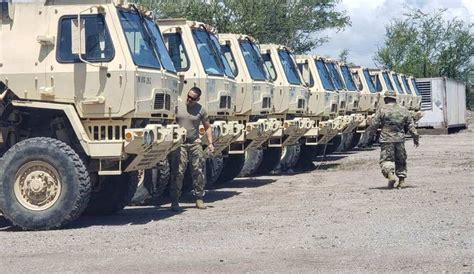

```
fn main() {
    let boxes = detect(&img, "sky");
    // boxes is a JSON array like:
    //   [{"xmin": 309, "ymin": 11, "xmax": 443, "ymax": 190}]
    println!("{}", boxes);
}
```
[{"xmin": 310, "ymin": 0, "xmax": 474, "ymax": 68}]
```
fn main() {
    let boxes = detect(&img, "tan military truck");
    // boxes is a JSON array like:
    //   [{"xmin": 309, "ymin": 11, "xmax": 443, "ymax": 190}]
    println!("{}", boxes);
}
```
[
  {"xmin": 0, "ymin": 1, "xmax": 186, "ymax": 230},
  {"xmin": 350, "ymin": 66, "xmax": 383, "ymax": 146},
  {"xmin": 157, "ymin": 19, "xmax": 245, "ymax": 185},
  {"xmin": 295, "ymin": 55, "xmax": 344, "ymax": 159},
  {"xmin": 258, "ymin": 44, "xmax": 315, "ymax": 173},
  {"xmin": 407, "ymin": 75, "xmax": 423, "ymax": 121},
  {"xmin": 218, "ymin": 33, "xmax": 281, "ymax": 181}
]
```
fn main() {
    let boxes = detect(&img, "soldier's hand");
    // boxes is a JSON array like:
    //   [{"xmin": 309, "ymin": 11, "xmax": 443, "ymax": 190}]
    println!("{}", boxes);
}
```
[
  {"xmin": 413, "ymin": 135, "xmax": 420, "ymax": 148},
  {"xmin": 208, "ymin": 143, "xmax": 215, "ymax": 153}
]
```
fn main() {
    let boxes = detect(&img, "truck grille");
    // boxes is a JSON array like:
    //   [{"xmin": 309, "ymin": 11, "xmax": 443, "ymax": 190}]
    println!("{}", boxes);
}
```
[
  {"xmin": 297, "ymin": 99, "xmax": 306, "ymax": 109},
  {"xmin": 262, "ymin": 97, "xmax": 271, "ymax": 109},
  {"xmin": 154, "ymin": 93, "xmax": 171, "ymax": 110},
  {"xmin": 219, "ymin": 96, "xmax": 232, "ymax": 109}
]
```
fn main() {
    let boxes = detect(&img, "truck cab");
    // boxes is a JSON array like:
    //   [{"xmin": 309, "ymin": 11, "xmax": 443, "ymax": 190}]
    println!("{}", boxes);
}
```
[
  {"xmin": 259, "ymin": 44, "xmax": 314, "ymax": 147},
  {"xmin": 0, "ymin": 0, "xmax": 186, "ymax": 230},
  {"xmin": 158, "ymin": 19, "xmax": 244, "ymax": 157}
]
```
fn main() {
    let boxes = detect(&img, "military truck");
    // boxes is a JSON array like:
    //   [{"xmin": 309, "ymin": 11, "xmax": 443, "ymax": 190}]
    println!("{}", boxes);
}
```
[
  {"xmin": 218, "ymin": 33, "xmax": 281, "ymax": 180},
  {"xmin": 350, "ymin": 66, "xmax": 383, "ymax": 146},
  {"xmin": 407, "ymin": 75, "xmax": 423, "ymax": 122},
  {"xmin": 157, "ymin": 19, "xmax": 245, "ymax": 185},
  {"xmin": 0, "ymin": 1, "xmax": 186, "ymax": 230},
  {"xmin": 258, "ymin": 44, "xmax": 315, "ymax": 173}
]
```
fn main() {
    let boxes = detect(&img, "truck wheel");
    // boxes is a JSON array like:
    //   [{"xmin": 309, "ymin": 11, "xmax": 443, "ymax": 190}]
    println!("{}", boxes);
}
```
[
  {"xmin": 239, "ymin": 149, "xmax": 264, "ymax": 177},
  {"xmin": 348, "ymin": 132, "xmax": 362, "ymax": 150},
  {"xmin": 295, "ymin": 144, "xmax": 318, "ymax": 170},
  {"xmin": 213, "ymin": 154, "xmax": 246, "ymax": 185},
  {"xmin": 84, "ymin": 171, "xmax": 138, "ymax": 215},
  {"xmin": 130, "ymin": 160, "xmax": 170, "ymax": 205},
  {"xmin": 252, "ymin": 147, "xmax": 282, "ymax": 175},
  {"xmin": 205, "ymin": 156, "xmax": 224, "ymax": 187},
  {"xmin": 324, "ymin": 135, "xmax": 342, "ymax": 154},
  {"xmin": 279, "ymin": 144, "xmax": 301, "ymax": 172},
  {"xmin": 338, "ymin": 132, "xmax": 354, "ymax": 152},
  {"xmin": 0, "ymin": 137, "xmax": 91, "ymax": 230}
]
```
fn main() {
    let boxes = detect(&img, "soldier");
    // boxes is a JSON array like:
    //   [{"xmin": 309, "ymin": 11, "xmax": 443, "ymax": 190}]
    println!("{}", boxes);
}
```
[
  {"xmin": 369, "ymin": 90, "xmax": 420, "ymax": 188},
  {"xmin": 169, "ymin": 87, "xmax": 214, "ymax": 211}
]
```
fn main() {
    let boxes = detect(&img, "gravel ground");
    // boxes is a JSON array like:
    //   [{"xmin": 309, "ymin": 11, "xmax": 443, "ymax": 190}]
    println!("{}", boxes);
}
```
[{"xmin": 1, "ymin": 126, "xmax": 473, "ymax": 272}]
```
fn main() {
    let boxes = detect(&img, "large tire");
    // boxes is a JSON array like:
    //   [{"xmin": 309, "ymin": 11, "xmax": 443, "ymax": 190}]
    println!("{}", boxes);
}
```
[
  {"xmin": 295, "ymin": 144, "xmax": 319, "ymax": 170},
  {"xmin": 324, "ymin": 135, "xmax": 342, "ymax": 154},
  {"xmin": 239, "ymin": 149, "xmax": 264, "ymax": 177},
  {"xmin": 213, "ymin": 154, "xmax": 246, "ymax": 185},
  {"xmin": 278, "ymin": 144, "xmax": 301, "ymax": 172},
  {"xmin": 348, "ymin": 132, "xmax": 362, "ymax": 150},
  {"xmin": 0, "ymin": 137, "xmax": 91, "ymax": 230},
  {"xmin": 205, "ymin": 156, "xmax": 224, "ymax": 187},
  {"xmin": 130, "ymin": 160, "xmax": 170, "ymax": 205},
  {"xmin": 252, "ymin": 147, "xmax": 282, "ymax": 175},
  {"xmin": 84, "ymin": 171, "xmax": 138, "ymax": 215},
  {"xmin": 337, "ymin": 132, "xmax": 354, "ymax": 152}
]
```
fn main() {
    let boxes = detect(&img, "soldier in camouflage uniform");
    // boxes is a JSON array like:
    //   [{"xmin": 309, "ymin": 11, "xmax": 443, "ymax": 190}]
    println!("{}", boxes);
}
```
[
  {"xmin": 169, "ymin": 87, "xmax": 214, "ymax": 211},
  {"xmin": 368, "ymin": 91, "xmax": 420, "ymax": 188}
]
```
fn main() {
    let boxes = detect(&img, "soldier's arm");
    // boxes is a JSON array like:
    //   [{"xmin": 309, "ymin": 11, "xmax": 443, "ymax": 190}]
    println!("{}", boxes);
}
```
[
  {"xmin": 201, "ymin": 109, "xmax": 214, "ymax": 152},
  {"xmin": 367, "ymin": 108, "xmax": 382, "ymax": 133},
  {"xmin": 406, "ymin": 112, "xmax": 420, "ymax": 147}
]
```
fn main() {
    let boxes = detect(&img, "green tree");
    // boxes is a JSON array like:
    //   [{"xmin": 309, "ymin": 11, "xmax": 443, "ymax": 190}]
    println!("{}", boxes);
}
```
[
  {"xmin": 137, "ymin": 0, "xmax": 350, "ymax": 53},
  {"xmin": 375, "ymin": 9, "xmax": 473, "ymax": 83},
  {"xmin": 337, "ymin": 48, "xmax": 355, "ymax": 66}
]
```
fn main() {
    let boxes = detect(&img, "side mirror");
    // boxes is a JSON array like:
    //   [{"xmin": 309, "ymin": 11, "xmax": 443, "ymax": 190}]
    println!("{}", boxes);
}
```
[{"xmin": 71, "ymin": 17, "xmax": 86, "ymax": 56}]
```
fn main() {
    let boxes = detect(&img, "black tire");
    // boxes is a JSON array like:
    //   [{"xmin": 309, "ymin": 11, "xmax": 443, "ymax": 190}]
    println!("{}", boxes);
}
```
[
  {"xmin": 0, "ymin": 137, "xmax": 91, "ymax": 230},
  {"xmin": 324, "ymin": 135, "xmax": 342, "ymax": 154},
  {"xmin": 213, "ymin": 154, "xmax": 246, "ymax": 185},
  {"xmin": 239, "ymin": 149, "xmax": 264, "ymax": 177},
  {"xmin": 252, "ymin": 147, "xmax": 282, "ymax": 175},
  {"xmin": 130, "ymin": 160, "xmax": 170, "ymax": 205},
  {"xmin": 279, "ymin": 144, "xmax": 301, "ymax": 172},
  {"xmin": 84, "ymin": 171, "xmax": 138, "ymax": 215},
  {"xmin": 348, "ymin": 132, "xmax": 362, "ymax": 150},
  {"xmin": 205, "ymin": 156, "xmax": 224, "ymax": 187},
  {"xmin": 295, "ymin": 144, "xmax": 318, "ymax": 170}
]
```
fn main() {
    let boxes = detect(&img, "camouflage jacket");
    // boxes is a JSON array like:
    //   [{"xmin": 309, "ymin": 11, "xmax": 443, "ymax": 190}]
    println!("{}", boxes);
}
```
[{"xmin": 369, "ymin": 102, "xmax": 419, "ymax": 143}]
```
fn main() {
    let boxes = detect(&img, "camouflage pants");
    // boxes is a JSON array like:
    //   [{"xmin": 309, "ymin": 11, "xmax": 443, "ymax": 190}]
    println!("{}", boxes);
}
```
[
  {"xmin": 379, "ymin": 142, "xmax": 407, "ymax": 179},
  {"xmin": 169, "ymin": 143, "xmax": 206, "ymax": 199}
]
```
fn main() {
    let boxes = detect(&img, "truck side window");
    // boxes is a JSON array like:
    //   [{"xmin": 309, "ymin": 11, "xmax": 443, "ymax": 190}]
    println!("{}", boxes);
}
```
[
  {"xmin": 297, "ymin": 63, "xmax": 314, "ymax": 87},
  {"xmin": 163, "ymin": 33, "xmax": 189, "ymax": 71},
  {"xmin": 57, "ymin": 14, "xmax": 115, "ymax": 63},
  {"xmin": 261, "ymin": 53, "xmax": 277, "ymax": 81},
  {"xmin": 221, "ymin": 44, "xmax": 238, "ymax": 77}
]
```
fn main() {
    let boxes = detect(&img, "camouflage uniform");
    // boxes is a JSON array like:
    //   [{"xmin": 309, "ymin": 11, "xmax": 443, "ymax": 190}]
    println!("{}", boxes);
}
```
[
  {"xmin": 169, "ymin": 101, "xmax": 209, "ymax": 200},
  {"xmin": 169, "ymin": 143, "xmax": 205, "ymax": 199},
  {"xmin": 369, "ymin": 100, "xmax": 419, "ymax": 180}
]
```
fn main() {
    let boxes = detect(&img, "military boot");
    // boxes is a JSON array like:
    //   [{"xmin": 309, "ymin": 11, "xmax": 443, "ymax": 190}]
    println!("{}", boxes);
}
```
[
  {"xmin": 195, "ymin": 199, "xmax": 207, "ymax": 209},
  {"xmin": 398, "ymin": 177, "xmax": 406, "ymax": 189},
  {"xmin": 387, "ymin": 172, "xmax": 397, "ymax": 189},
  {"xmin": 170, "ymin": 198, "xmax": 181, "ymax": 212}
]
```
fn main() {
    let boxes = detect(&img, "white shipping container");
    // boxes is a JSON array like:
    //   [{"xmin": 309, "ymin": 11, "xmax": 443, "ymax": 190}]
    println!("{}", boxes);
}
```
[{"xmin": 416, "ymin": 77, "xmax": 467, "ymax": 130}]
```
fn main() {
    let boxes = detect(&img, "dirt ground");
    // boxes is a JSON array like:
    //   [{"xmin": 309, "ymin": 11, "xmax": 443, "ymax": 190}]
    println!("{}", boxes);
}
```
[{"xmin": 1, "ymin": 125, "xmax": 473, "ymax": 272}]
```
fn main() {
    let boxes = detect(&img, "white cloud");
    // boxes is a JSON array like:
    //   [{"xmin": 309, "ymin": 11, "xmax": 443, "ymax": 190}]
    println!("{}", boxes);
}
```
[{"xmin": 310, "ymin": 0, "xmax": 473, "ymax": 68}]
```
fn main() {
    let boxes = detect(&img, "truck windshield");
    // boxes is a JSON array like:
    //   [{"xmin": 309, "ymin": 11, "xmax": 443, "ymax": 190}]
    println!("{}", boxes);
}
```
[
  {"xmin": 411, "ymin": 79, "xmax": 421, "ymax": 96},
  {"xmin": 118, "ymin": 9, "xmax": 176, "ymax": 72},
  {"xmin": 401, "ymin": 76, "xmax": 412, "ymax": 94},
  {"xmin": 192, "ymin": 29, "xmax": 234, "ymax": 78},
  {"xmin": 262, "ymin": 53, "xmax": 277, "ymax": 81},
  {"xmin": 392, "ymin": 73, "xmax": 404, "ymax": 94},
  {"xmin": 327, "ymin": 62, "xmax": 345, "ymax": 90},
  {"xmin": 382, "ymin": 72, "xmax": 394, "ymax": 90},
  {"xmin": 315, "ymin": 60, "xmax": 335, "ymax": 91},
  {"xmin": 363, "ymin": 69, "xmax": 377, "ymax": 93},
  {"xmin": 277, "ymin": 50, "xmax": 302, "ymax": 85},
  {"xmin": 341, "ymin": 65, "xmax": 357, "ymax": 91},
  {"xmin": 239, "ymin": 40, "xmax": 269, "ymax": 81}
]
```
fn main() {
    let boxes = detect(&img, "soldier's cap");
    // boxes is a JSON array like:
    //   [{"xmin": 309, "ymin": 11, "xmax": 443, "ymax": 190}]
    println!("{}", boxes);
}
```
[{"xmin": 383, "ymin": 90, "xmax": 397, "ymax": 99}]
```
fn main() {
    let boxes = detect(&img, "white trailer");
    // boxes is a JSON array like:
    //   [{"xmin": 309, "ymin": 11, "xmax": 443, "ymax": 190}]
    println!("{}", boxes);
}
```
[{"xmin": 416, "ymin": 77, "xmax": 467, "ymax": 131}]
